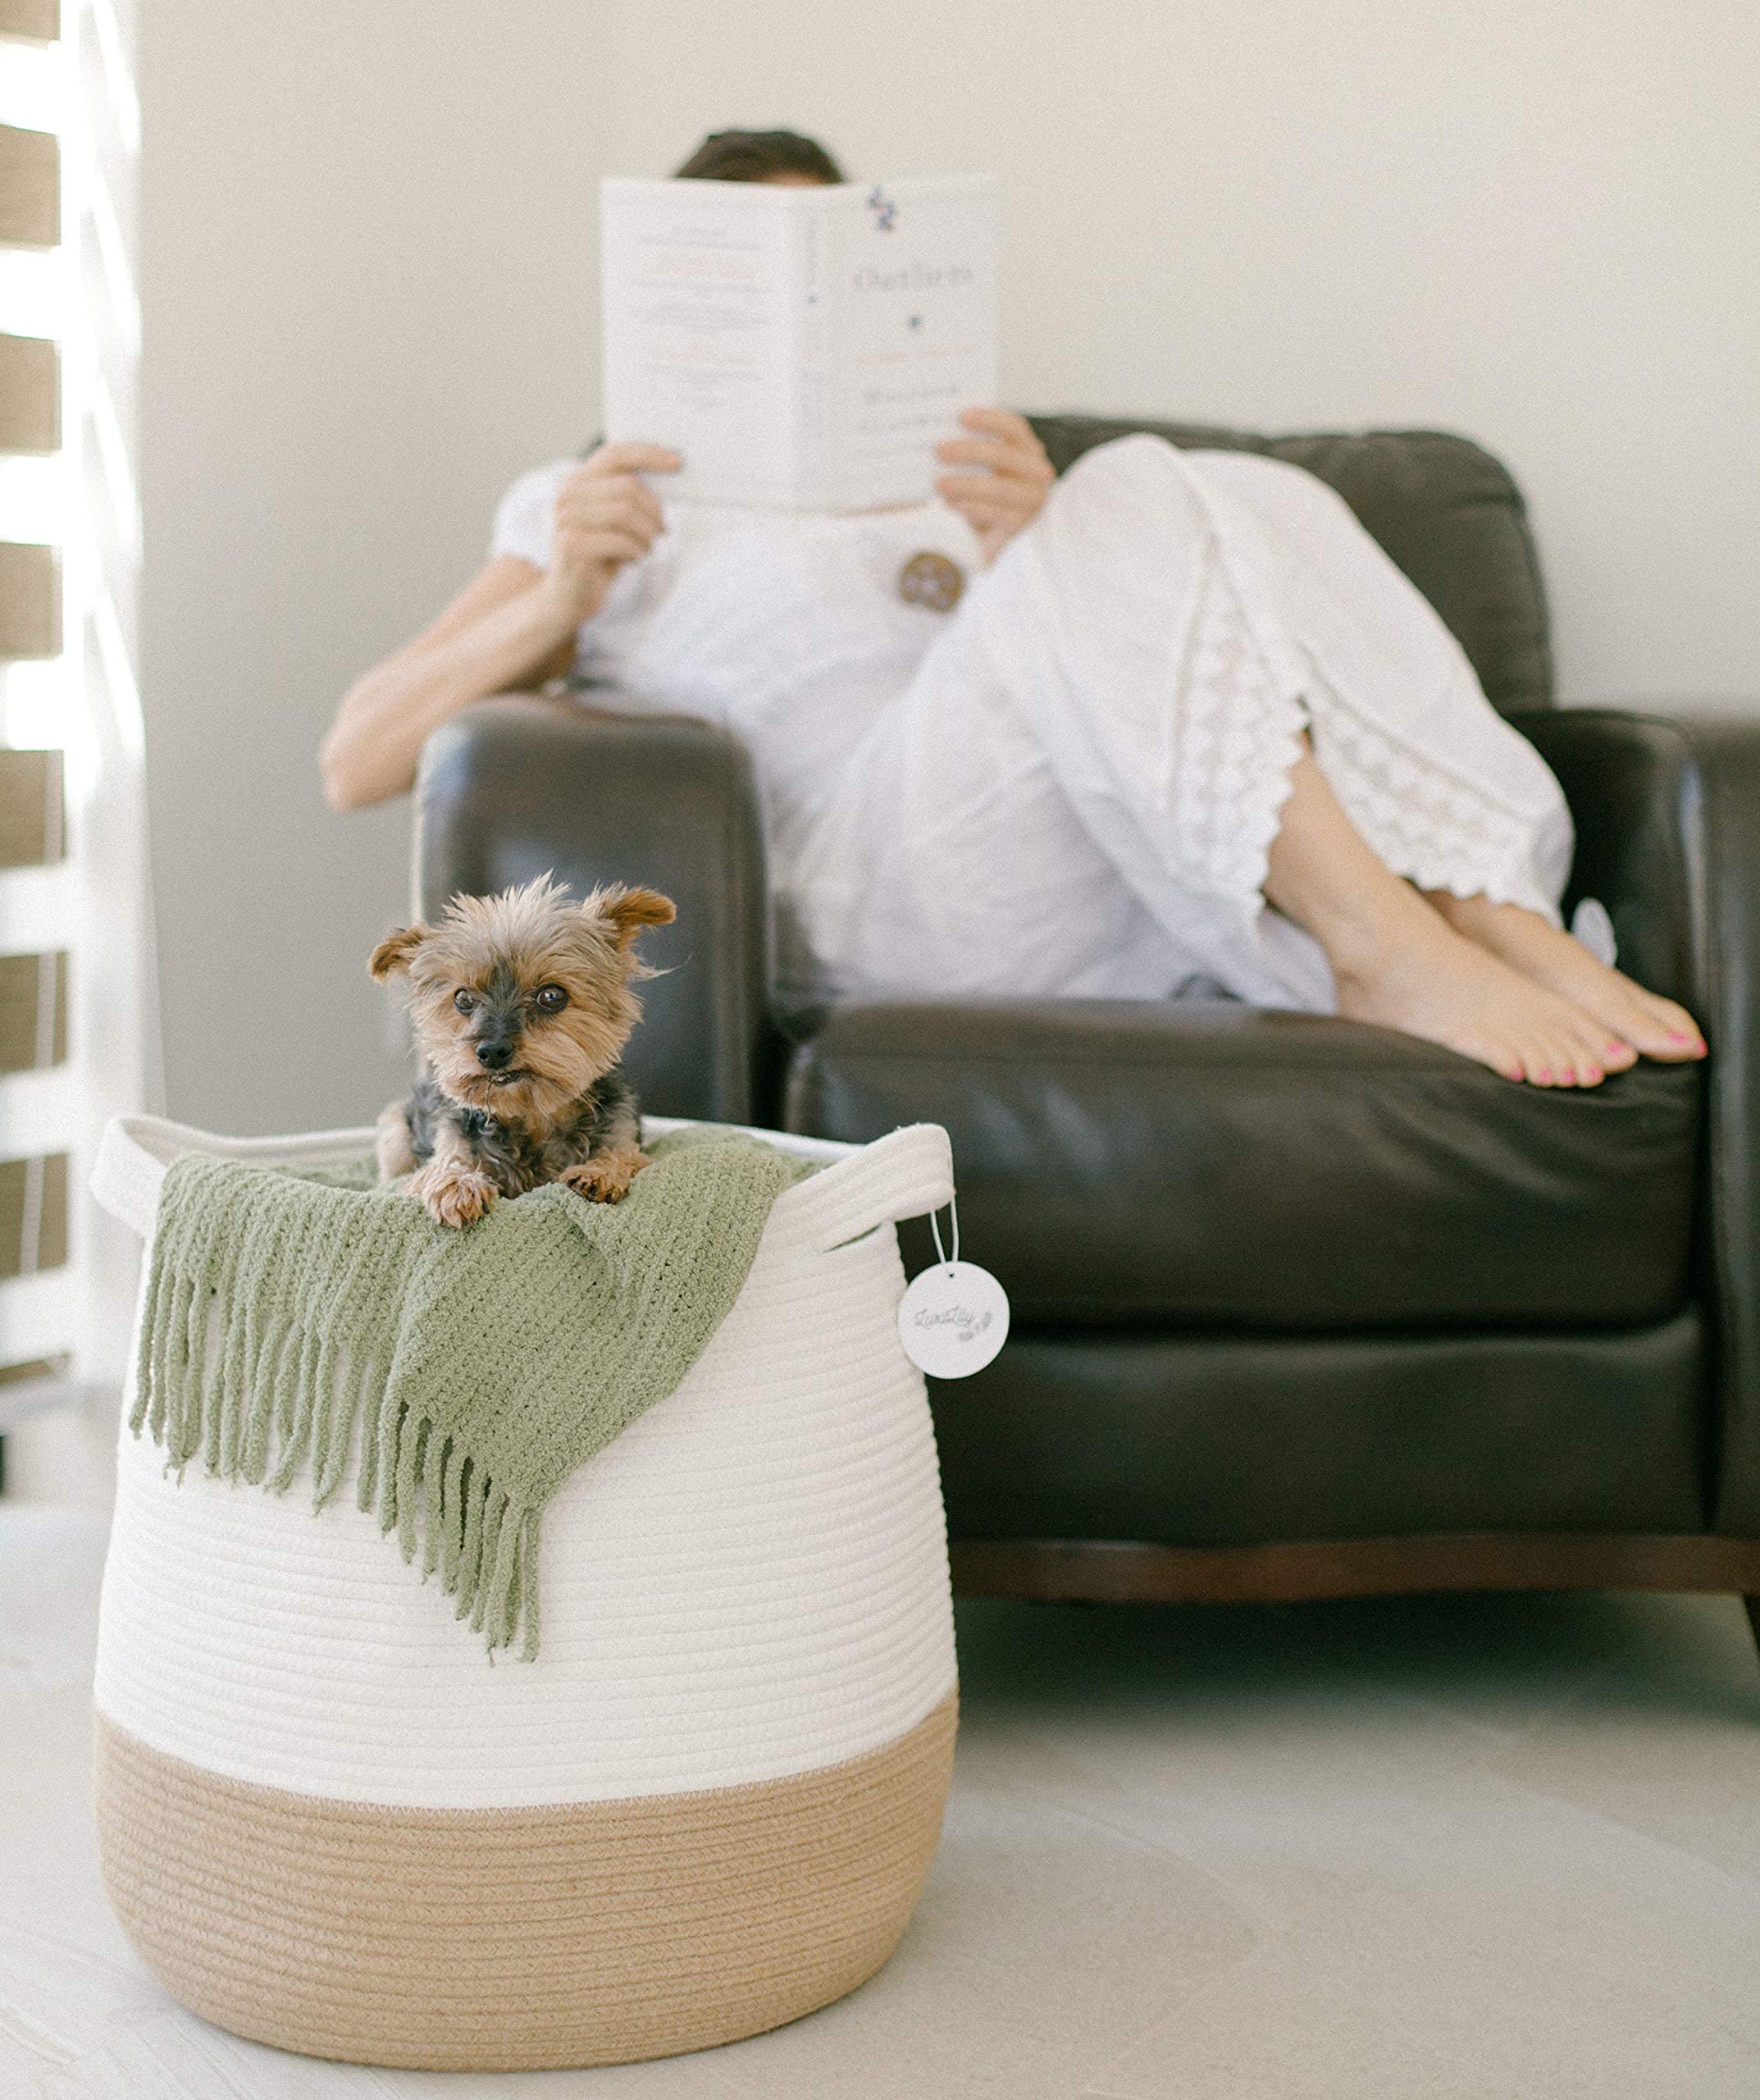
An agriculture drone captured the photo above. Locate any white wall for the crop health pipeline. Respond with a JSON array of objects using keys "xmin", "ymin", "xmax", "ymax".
[
  {"xmin": 139, "ymin": 0, "xmax": 1758, "ymax": 1133},
  {"xmin": 139, "ymin": 2, "xmax": 605, "ymax": 1133},
  {"xmin": 604, "ymin": 0, "xmax": 1759, "ymax": 704}
]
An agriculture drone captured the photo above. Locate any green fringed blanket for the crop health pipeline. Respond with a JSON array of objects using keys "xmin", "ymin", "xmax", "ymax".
[{"xmin": 131, "ymin": 1129, "xmax": 807, "ymax": 1659}]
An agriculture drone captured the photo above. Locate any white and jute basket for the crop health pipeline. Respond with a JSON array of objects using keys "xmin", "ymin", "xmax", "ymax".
[{"xmin": 89, "ymin": 1112, "xmax": 958, "ymax": 2072}]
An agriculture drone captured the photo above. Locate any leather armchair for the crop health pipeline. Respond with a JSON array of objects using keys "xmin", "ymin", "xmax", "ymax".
[{"xmin": 414, "ymin": 416, "xmax": 1760, "ymax": 1646}]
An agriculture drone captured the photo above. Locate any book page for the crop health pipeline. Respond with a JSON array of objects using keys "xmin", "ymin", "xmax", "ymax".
[
  {"xmin": 600, "ymin": 175, "xmax": 998, "ymax": 512},
  {"xmin": 816, "ymin": 177, "xmax": 999, "ymax": 513},
  {"xmin": 600, "ymin": 180, "xmax": 797, "ymax": 508}
]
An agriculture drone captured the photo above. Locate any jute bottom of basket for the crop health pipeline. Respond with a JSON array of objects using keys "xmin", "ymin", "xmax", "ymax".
[{"xmin": 94, "ymin": 1691, "xmax": 957, "ymax": 2070}]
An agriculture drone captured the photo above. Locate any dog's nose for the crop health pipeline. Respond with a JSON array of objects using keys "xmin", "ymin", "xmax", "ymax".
[{"xmin": 476, "ymin": 1039, "xmax": 515, "ymax": 1071}]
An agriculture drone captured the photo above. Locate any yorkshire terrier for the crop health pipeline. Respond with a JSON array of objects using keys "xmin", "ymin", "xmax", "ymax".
[{"xmin": 370, "ymin": 873, "xmax": 676, "ymax": 1228}]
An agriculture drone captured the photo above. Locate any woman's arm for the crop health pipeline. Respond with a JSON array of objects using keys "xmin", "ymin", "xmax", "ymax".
[
  {"xmin": 320, "ymin": 442, "xmax": 679, "ymax": 813},
  {"xmin": 320, "ymin": 558, "xmax": 574, "ymax": 812}
]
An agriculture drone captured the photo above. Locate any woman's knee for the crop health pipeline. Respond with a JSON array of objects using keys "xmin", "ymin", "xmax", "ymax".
[
  {"xmin": 1063, "ymin": 430, "xmax": 1181, "ymax": 483},
  {"xmin": 1042, "ymin": 431, "xmax": 1206, "ymax": 544}
]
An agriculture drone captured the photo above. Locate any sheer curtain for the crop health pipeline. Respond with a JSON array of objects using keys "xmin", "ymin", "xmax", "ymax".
[{"xmin": 0, "ymin": 0, "xmax": 153, "ymax": 1484}]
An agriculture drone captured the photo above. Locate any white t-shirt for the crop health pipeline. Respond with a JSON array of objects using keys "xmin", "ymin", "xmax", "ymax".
[{"xmin": 490, "ymin": 459, "xmax": 983, "ymax": 858}]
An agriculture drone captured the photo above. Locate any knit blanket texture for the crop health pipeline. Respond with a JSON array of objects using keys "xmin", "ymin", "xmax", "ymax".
[{"xmin": 130, "ymin": 1128, "xmax": 807, "ymax": 1659}]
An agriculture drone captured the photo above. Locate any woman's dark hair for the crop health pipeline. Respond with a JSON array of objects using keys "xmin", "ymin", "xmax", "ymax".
[{"xmin": 673, "ymin": 130, "xmax": 844, "ymax": 185}]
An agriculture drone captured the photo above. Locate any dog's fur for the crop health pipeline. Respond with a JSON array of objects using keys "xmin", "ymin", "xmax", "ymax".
[{"xmin": 370, "ymin": 874, "xmax": 676, "ymax": 1227}]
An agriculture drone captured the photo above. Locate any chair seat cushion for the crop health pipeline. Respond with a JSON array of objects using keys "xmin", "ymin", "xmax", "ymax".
[{"xmin": 783, "ymin": 998, "xmax": 1701, "ymax": 1333}]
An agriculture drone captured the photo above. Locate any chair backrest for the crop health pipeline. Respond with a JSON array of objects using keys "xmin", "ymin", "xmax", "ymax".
[{"xmin": 1027, "ymin": 415, "xmax": 1553, "ymax": 716}]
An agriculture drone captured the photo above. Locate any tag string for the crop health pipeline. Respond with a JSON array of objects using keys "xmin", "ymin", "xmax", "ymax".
[{"xmin": 928, "ymin": 1192, "xmax": 960, "ymax": 1274}]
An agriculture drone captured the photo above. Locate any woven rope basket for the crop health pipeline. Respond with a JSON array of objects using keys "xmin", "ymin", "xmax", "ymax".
[{"xmin": 90, "ymin": 1112, "xmax": 959, "ymax": 2072}]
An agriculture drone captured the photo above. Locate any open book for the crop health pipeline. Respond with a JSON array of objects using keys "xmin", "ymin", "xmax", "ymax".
[{"xmin": 600, "ymin": 175, "xmax": 998, "ymax": 512}]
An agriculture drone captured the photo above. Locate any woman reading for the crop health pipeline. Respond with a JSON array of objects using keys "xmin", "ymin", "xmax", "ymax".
[{"xmin": 322, "ymin": 129, "xmax": 1703, "ymax": 1089}]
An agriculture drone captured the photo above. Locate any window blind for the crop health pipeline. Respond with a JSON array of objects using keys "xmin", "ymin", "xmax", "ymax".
[{"xmin": 0, "ymin": 0, "xmax": 149, "ymax": 1453}]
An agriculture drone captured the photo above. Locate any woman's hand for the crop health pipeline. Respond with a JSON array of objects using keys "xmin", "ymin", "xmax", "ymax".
[
  {"xmin": 542, "ymin": 442, "xmax": 681, "ymax": 625},
  {"xmin": 934, "ymin": 409, "xmax": 1055, "ymax": 565}
]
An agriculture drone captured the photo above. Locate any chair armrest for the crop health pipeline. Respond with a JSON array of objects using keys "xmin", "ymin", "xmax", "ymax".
[
  {"xmin": 1506, "ymin": 707, "xmax": 1705, "ymax": 1007},
  {"xmin": 413, "ymin": 692, "xmax": 771, "ymax": 1123},
  {"xmin": 1513, "ymin": 704, "xmax": 1760, "ymax": 1535}
]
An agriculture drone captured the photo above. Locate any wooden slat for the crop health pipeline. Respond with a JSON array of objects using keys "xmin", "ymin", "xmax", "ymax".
[
  {"xmin": 0, "ymin": 333, "xmax": 57, "ymax": 451},
  {"xmin": 0, "ymin": 1353, "xmax": 73, "ymax": 1459},
  {"xmin": 0, "ymin": 0, "xmax": 59, "ymax": 43},
  {"xmin": 0, "ymin": 1351, "xmax": 67, "ymax": 1388},
  {"xmin": 0, "ymin": 541, "xmax": 59, "ymax": 658},
  {"xmin": 0, "ymin": 124, "xmax": 58, "ymax": 249},
  {"xmin": 0, "ymin": 950, "xmax": 66, "ymax": 1071},
  {"xmin": 0, "ymin": 750, "xmax": 64, "ymax": 866},
  {"xmin": 0, "ymin": 1151, "xmax": 68, "ymax": 1277}
]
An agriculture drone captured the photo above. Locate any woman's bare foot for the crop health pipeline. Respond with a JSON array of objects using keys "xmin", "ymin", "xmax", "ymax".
[
  {"xmin": 1330, "ymin": 891, "xmax": 1629, "ymax": 1085},
  {"xmin": 1263, "ymin": 751, "xmax": 1630, "ymax": 1084},
  {"xmin": 1425, "ymin": 892, "xmax": 1707, "ymax": 1066}
]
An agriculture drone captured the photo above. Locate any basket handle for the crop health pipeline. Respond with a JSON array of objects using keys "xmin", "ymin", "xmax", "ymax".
[
  {"xmin": 91, "ymin": 1116, "xmax": 173, "ymax": 1239},
  {"xmin": 91, "ymin": 1115, "xmax": 382, "ymax": 1239},
  {"xmin": 781, "ymin": 1121, "xmax": 955, "ymax": 1253},
  {"xmin": 94, "ymin": 1112, "xmax": 955, "ymax": 1255}
]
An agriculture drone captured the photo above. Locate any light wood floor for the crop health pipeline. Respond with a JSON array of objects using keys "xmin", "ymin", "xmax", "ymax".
[{"xmin": 6, "ymin": 1506, "xmax": 1760, "ymax": 2098}]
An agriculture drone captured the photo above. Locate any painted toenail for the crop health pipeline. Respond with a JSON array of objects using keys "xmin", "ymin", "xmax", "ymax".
[
  {"xmin": 1668, "ymin": 1029, "xmax": 1692, "ymax": 1042},
  {"xmin": 1584, "ymin": 1065, "xmax": 1602, "ymax": 1082},
  {"xmin": 1536, "ymin": 1068, "xmax": 1552, "ymax": 1083}
]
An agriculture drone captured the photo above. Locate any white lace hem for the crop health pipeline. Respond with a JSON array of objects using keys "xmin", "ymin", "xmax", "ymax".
[
  {"xmin": 1306, "ymin": 684, "xmax": 1571, "ymax": 925},
  {"xmin": 1146, "ymin": 554, "xmax": 1312, "ymax": 993}
]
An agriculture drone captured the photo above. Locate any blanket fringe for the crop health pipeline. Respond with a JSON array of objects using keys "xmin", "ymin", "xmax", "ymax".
[
  {"xmin": 132, "ymin": 1272, "xmax": 540, "ymax": 1659},
  {"xmin": 129, "ymin": 1134, "xmax": 797, "ymax": 1664}
]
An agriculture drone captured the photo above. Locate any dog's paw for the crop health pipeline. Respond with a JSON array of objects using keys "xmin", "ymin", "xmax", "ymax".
[
  {"xmin": 410, "ymin": 1162, "xmax": 497, "ymax": 1228},
  {"xmin": 559, "ymin": 1148, "xmax": 647, "ymax": 1205}
]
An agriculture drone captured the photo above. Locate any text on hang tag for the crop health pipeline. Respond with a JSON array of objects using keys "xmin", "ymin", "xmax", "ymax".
[{"xmin": 896, "ymin": 1260, "xmax": 1010, "ymax": 1379}]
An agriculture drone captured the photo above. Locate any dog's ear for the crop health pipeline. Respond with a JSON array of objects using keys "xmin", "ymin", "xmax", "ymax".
[
  {"xmin": 587, "ymin": 884, "xmax": 677, "ymax": 953},
  {"xmin": 368, "ymin": 924, "xmax": 429, "ymax": 980}
]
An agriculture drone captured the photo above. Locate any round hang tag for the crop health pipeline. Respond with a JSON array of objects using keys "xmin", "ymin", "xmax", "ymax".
[{"xmin": 896, "ymin": 1261, "xmax": 1010, "ymax": 1379}]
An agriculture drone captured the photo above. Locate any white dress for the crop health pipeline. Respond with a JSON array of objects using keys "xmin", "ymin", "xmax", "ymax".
[{"xmin": 490, "ymin": 434, "xmax": 1573, "ymax": 1010}]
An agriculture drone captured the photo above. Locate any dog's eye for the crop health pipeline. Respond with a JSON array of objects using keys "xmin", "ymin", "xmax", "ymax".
[
  {"xmin": 535, "ymin": 985, "xmax": 569, "ymax": 1015},
  {"xmin": 454, "ymin": 990, "xmax": 477, "ymax": 1016}
]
